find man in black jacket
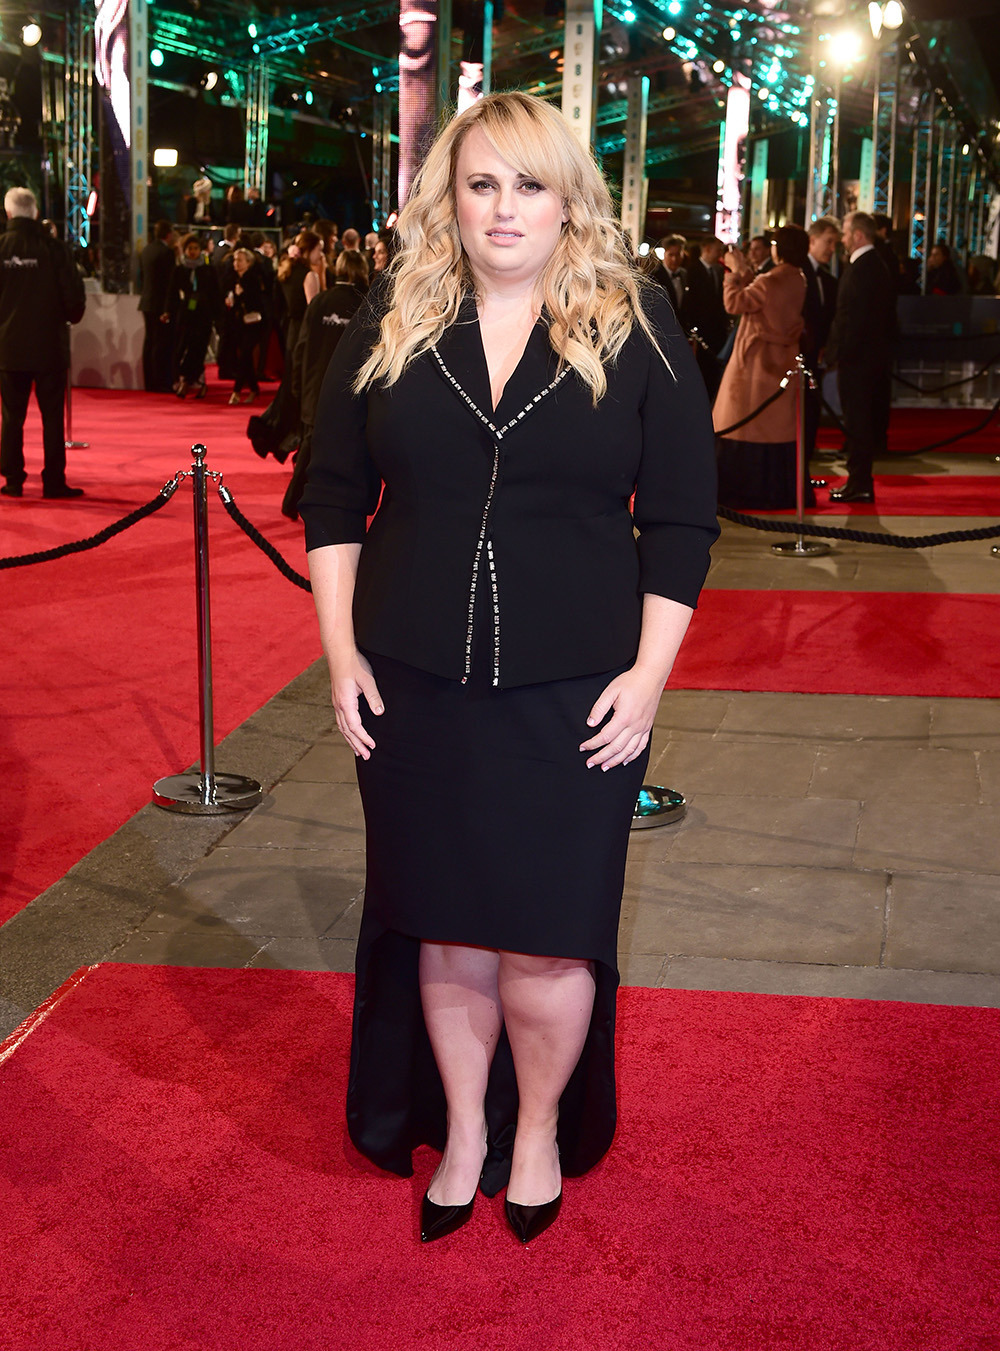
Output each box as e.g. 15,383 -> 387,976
801,217 -> 839,461
0,188 -> 87,499
825,212 -> 895,504
684,236 -> 729,399
138,219 -> 177,391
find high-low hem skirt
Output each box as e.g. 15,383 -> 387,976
348,649 -> 649,1197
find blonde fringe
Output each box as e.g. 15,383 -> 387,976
354,92 -> 672,404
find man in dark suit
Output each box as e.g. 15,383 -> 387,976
650,235 -> 691,328
138,219 -> 177,392
825,211 -> 895,504
684,236 -> 729,399
0,187 -> 86,498
801,217 -> 839,461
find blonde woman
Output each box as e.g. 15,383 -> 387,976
299,92 -> 718,1245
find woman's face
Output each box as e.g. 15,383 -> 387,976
233,253 -> 250,276
309,242 -> 325,268
184,241 -> 202,261
454,125 -> 568,293
373,240 -> 388,270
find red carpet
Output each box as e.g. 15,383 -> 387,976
674,590 -> 1000,698
765,474 -> 1000,516
0,381 -> 320,922
816,403 -> 1000,455
1,963 -> 996,1351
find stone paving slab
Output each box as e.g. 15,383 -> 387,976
854,800 -> 1000,875
809,745 -> 981,805
619,860 -> 884,966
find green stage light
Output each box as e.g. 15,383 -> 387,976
667,1 -> 681,14
149,48 -> 164,67
622,8 -> 636,21
305,89 -> 313,105
247,22 -> 257,38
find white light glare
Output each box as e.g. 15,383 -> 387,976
153,148 -> 179,167
868,2 -> 882,38
829,29 -> 863,66
21,22 -> 42,46
882,2 -> 904,29
203,71 -> 219,91
713,59 -> 725,74
662,27 -> 676,41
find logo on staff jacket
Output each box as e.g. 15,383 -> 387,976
3,255 -> 39,268
321,313 -> 350,326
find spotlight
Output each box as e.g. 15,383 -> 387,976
305,89 -> 314,105
247,22 -> 258,38
21,21 -> 42,47
153,147 -> 178,167
828,29 -> 863,66
868,2 -> 882,39
712,59 -> 725,74
662,26 -> 675,41
882,2 -> 904,29
201,70 -> 219,92
149,48 -> 164,68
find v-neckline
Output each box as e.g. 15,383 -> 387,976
476,310 -> 542,415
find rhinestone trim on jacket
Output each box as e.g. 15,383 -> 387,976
430,347 -> 569,687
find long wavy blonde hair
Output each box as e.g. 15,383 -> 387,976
355,91 -> 670,402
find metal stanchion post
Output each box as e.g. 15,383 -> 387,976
153,444 -> 263,814
65,324 -> 88,450
771,356 -> 831,559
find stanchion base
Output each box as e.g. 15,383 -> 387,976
65,440 -> 89,449
152,772 -> 263,814
771,539 -> 832,558
632,785 -> 686,830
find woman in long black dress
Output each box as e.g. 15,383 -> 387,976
299,92 -> 718,1246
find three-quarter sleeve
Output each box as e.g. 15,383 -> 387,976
633,289 -> 720,608
297,304 -> 383,551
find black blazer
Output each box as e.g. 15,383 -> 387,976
685,259 -> 728,354
801,260 -> 837,361
0,217 -> 86,371
139,238 -> 177,314
299,287 -> 719,689
826,247 -> 895,368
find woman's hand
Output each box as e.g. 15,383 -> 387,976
330,649 -> 384,759
723,245 -> 750,276
579,664 -> 665,771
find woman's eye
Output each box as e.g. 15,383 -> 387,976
471,180 -> 493,191
520,181 -> 544,193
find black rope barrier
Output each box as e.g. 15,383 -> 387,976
892,350 -> 1000,394
217,485 -> 313,591
0,478 -> 181,570
715,384 -> 788,436
717,506 -> 1000,549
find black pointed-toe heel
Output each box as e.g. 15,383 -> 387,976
504,1191 -> 562,1244
420,1191 -> 475,1244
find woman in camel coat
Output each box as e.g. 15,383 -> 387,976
714,225 -> 809,509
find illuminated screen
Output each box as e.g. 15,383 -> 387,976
94,0 -> 131,195
398,0 -> 437,205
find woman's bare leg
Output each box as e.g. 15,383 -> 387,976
419,941 -> 502,1205
499,951 -> 596,1206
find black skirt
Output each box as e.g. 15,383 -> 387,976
716,436 -> 816,511
348,647 -> 648,1197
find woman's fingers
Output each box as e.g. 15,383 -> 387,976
332,678 -> 377,758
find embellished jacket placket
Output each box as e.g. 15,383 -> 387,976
430,344 -> 570,687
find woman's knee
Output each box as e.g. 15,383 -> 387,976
499,950 -> 593,980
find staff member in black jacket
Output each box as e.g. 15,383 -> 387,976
282,247 -> 368,520
299,93 -> 718,1248
168,235 -> 221,398
138,219 -> 177,391
825,211 -> 895,503
1,188 -> 86,499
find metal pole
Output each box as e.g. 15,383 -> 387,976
65,325 -> 88,449
153,444 -> 263,814
772,359 -> 831,559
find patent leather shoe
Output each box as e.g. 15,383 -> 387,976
420,1191 -> 475,1243
42,484 -> 84,499
505,1190 -> 562,1244
828,486 -> 875,504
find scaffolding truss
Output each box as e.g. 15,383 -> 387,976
370,88 -> 393,229
908,90 -> 935,281
933,113 -> 956,250
871,45 -> 898,219
243,61 -> 269,195
64,0 -> 93,248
